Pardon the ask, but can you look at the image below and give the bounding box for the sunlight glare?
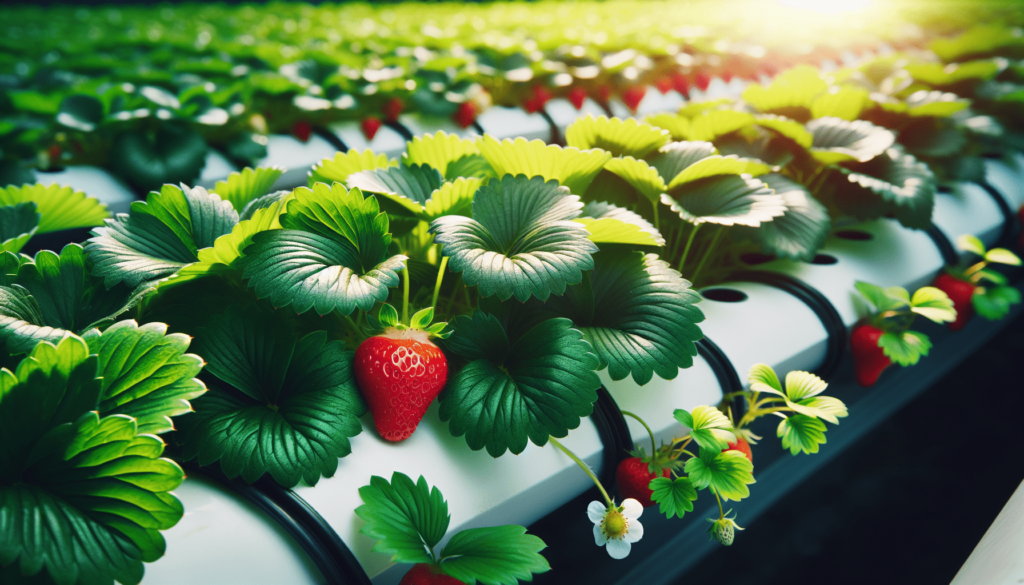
[779,0,871,14]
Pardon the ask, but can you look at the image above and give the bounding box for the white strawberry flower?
[587,498,644,559]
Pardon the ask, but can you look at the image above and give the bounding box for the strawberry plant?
[933,234,1022,330]
[356,472,550,584]
[852,281,958,386]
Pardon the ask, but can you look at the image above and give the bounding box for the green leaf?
[747,363,783,395]
[854,281,909,312]
[56,94,104,132]
[973,285,1022,320]
[878,330,932,366]
[682,110,756,142]
[810,86,870,121]
[985,248,1021,266]
[975,268,1008,286]
[683,449,755,501]
[309,149,396,187]
[242,184,407,316]
[748,174,831,261]
[212,166,285,212]
[910,286,957,323]
[674,405,735,451]
[423,177,483,220]
[602,157,667,202]
[0,183,109,234]
[439,525,550,585]
[649,476,698,520]
[431,175,597,302]
[403,131,482,178]
[643,113,691,141]
[543,250,703,384]
[411,307,434,330]
[477,136,612,196]
[807,117,895,164]
[179,304,366,487]
[666,155,770,190]
[438,314,600,457]
[89,320,206,435]
[754,115,813,148]
[742,66,827,118]
[646,141,718,185]
[110,123,207,192]
[905,60,1002,87]
[777,414,828,455]
[576,201,665,247]
[956,234,987,256]
[661,175,786,227]
[565,115,670,158]
[355,472,449,565]
[901,90,971,118]
[346,163,445,217]
[784,371,847,424]
[0,202,39,253]
[838,148,936,230]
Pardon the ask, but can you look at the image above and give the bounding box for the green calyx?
[367,303,451,339]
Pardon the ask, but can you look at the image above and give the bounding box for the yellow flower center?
[604,509,627,539]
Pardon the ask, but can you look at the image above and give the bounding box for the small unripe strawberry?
[933,272,976,331]
[850,324,891,387]
[400,564,465,585]
[568,87,588,110]
[724,438,753,463]
[615,457,670,508]
[361,116,382,141]
[709,517,741,546]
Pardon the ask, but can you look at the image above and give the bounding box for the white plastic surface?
[545,98,608,132]
[985,156,1024,211]
[476,106,551,141]
[635,88,685,117]
[258,134,337,191]
[607,99,632,119]
[399,113,475,139]
[144,475,323,585]
[34,166,136,215]
[197,149,237,189]
[933,182,1004,249]
[329,120,408,159]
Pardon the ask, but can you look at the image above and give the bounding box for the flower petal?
[624,519,644,543]
[593,524,608,546]
[606,537,632,559]
[621,498,644,520]
[587,501,607,524]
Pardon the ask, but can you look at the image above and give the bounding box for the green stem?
[712,488,724,520]
[738,405,792,429]
[549,436,614,507]
[651,199,661,231]
[690,225,724,285]
[677,223,701,273]
[402,266,410,324]
[431,256,449,310]
[621,410,656,456]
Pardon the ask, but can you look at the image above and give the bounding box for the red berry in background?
[933,272,976,331]
[671,72,690,98]
[597,84,612,103]
[622,86,647,112]
[47,144,62,162]
[382,97,404,122]
[292,120,312,143]
[695,71,712,91]
[399,564,465,585]
[453,102,477,128]
[361,116,382,141]
[568,87,588,110]
[615,457,670,508]
[354,330,448,442]
[850,324,891,387]
[722,70,734,83]
[522,96,543,114]
[655,76,674,95]
[724,438,753,463]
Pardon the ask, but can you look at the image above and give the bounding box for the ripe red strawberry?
[48,144,62,162]
[361,116,382,141]
[568,87,588,110]
[933,272,976,331]
[453,102,477,128]
[382,97,404,122]
[355,328,448,442]
[616,457,670,508]
[522,96,543,114]
[850,324,891,387]
[724,438,752,463]
[671,72,690,98]
[596,84,612,103]
[292,120,312,143]
[655,76,674,95]
[622,86,647,112]
[400,564,464,585]
[695,71,712,92]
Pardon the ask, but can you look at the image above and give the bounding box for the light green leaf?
[905,60,1002,87]
[903,90,971,118]
[403,131,481,178]
[423,177,483,220]
[683,449,755,501]
[878,330,932,366]
[973,285,1022,320]
[355,472,450,565]
[565,115,670,158]
[666,155,770,190]
[308,148,395,186]
[347,163,445,217]
[810,86,870,121]
[674,405,735,451]
[439,314,600,456]
[956,233,987,256]
[747,173,831,261]
[747,363,783,395]
[439,525,550,585]
[431,175,597,302]
[683,110,756,142]
[649,476,698,520]
[0,183,109,233]
[855,281,909,312]
[411,307,434,330]
[378,303,399,329]
[777,414,828,455]
[0,202,39,253]
[985,248,1021,266]
[602,157,667,201]
[910,286,957,323]
[580,201,663,244]
[784,370,845,424]
[742,66,827,118]
[807,117,895,164]
[477,136,612,196]
[643,113,691,141]
[661,175,786,227]
[754,115,813,148]
[212,166,285,212]
[646,141,718,185]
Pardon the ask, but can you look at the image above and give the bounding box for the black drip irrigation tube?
[471,120,486,136]
[186,463,371,585]
[312,127,349,153]
[538,108,564,145]
[727,271,847,380]
[975,180,1018,249]
[590,385,633,489]
[926,224,960,268]
[384,119,414,142]
[695,337,745,421]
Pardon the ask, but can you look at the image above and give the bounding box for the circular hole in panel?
[702,288,748,303]
[835,230,873,241]
[937,185,952,194]
[982,152,1003,160]
[740,252,774,265]
[810,254,838,265]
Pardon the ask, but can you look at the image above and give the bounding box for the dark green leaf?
[878,330,931,366]
[0,202,39,253]
[661,175,786,227]
[777,414,828,455]
[745,174,831,261]
[355,472,450,565]
[110,123,207,192]
[646,141,718,185]
[807,117,895,164]
[347,163,445,217]
[56,94,104,133]
[973,285,1021,320]
[649,476,698,520]
[439,525,550,585]
[840,148,936,230]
